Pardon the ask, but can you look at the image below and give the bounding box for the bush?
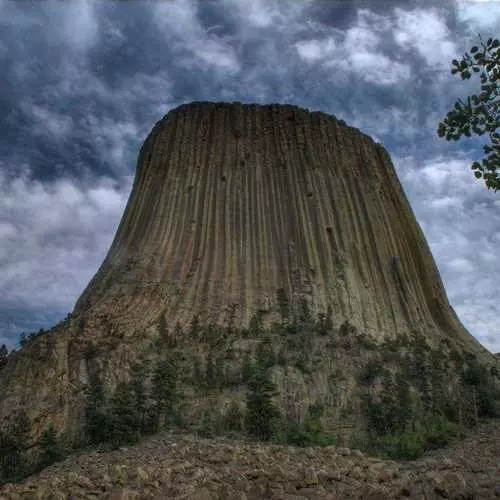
[371,415,458,460]
[423,414,458,449]
[376,429,425,460]
[272,418,338,447]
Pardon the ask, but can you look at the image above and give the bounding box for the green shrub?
[423,414,458,449]
[377,429,425,460]
[372,415,458,460]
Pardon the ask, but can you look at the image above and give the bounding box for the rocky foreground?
[0,420,499,500]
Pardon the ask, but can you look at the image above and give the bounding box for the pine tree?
[206,351,216,389]
[108,381,141,447]
[215,356,225,390]
[189,315,200,339]
[242,352,254,382]
[245,365,281,441]
[193,354,203,387]
[0,409,30,483]
[412,335,432,415]
[304,402,324,439]
[0,344,8,370]
[130,360,149,435]
[152,358,178,430]
[255,337,276,371]
[84,371,108,445]
[157,312,167,346]
[223,401,243,433]
[276,288,290,324]
[38,421,64,468]
[430,349,446,417]
[395,372,412,432]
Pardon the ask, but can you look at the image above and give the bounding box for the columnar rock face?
[0,102,495,450]
[76,101,479,350]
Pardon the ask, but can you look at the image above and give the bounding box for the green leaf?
[474,171,483,178]
[471,46,479,54]
[451,59,459,67]
[451,68,458,75]
[492,39,500,48]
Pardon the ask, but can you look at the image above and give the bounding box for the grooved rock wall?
[76,101,480,350]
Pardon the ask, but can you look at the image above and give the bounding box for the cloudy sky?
[0,0,499,353]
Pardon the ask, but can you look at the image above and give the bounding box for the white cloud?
[295,10,411,86]
[61,0,99,54]
[395,154,500,354]
[393,8,457,69]
[295,38,336,62]
[456,0,500,32]
[28,105,74,140]
[152,0,241,74]
[0,167,131,314]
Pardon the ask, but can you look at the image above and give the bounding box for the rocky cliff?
[0,102,497,454]
[73,102,483,349]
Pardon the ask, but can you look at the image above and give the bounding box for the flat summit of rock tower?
[75,101,481,352]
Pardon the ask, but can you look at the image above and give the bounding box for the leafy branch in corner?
[437,35,500,191]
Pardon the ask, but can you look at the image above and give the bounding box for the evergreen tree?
[130,360,149,435]
[0,344,8,370]
[157,312,167,346]
[152,358,178,429]
[297,298,312,325]
[430,350,446,417]
[314,309,333,336]
[255,336,276,371]
[462,356,499,419]
[193,354,203,386]
[0,409,30,483]
[241,352,255,383]
[215,356,225,390]
[38,421,64,468]
[412,336,431,414]
[249,311,264,336]
[304,402,324,439]
[276,288,290,324]
[245,365,281,441]
[395,372,412,432]
[108,381,141,447]
[223,401,244,432]
[205,351,216,389]
[189,315,200,339]
[84,371,108,445]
